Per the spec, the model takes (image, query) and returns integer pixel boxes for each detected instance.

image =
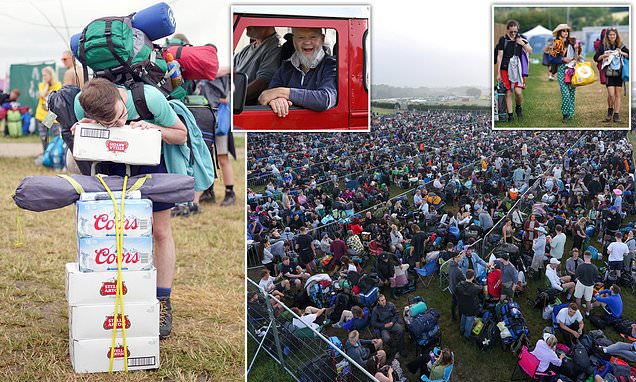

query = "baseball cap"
[550,258,560,265]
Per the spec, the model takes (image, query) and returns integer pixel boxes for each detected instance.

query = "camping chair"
[415,255,439,288]
[510,345,556,381]
[551,303,569,331]
[420,350,453,382]
[439,258,453,292]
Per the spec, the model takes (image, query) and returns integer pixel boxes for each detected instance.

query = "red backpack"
[164,45,218,81]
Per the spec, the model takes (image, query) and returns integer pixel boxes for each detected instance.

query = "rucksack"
[78,15,186,101]
[498,301,529,342]
[409,309,440,342]
[474,318,499,351]
[42,135,65,169]
[572,342,593,375]
[330,292,353,321]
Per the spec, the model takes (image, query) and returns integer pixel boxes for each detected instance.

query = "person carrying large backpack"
[495,20,532,122]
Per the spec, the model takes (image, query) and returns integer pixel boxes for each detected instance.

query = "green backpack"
[7,110,21,137]
[78,15,186,103]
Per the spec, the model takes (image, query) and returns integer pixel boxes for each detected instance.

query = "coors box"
[77,198,153,239]
[65,263,156,305]
[72,123,161,166]
[69,300,159,339]
[78,237,153,272]
[69,336,160,373]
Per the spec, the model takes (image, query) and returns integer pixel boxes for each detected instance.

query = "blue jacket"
[268,55,337,111]
[341,307,370,331]
[459,254,487,279]
[164,100,215,191]
[596,290,623,318]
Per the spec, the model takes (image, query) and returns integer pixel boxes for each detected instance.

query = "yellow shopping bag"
[571,62,596,87]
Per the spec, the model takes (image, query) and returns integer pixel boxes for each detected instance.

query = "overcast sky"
[0,0,628,89]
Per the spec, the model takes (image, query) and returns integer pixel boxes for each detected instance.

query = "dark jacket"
[449,261,466,295]
[341,308,370,331]
[345,338,373,366]
[268,55,337,111]
[371,302,401,329]
[456,280,483,316]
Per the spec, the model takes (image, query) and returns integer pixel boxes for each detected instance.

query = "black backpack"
[473,319,499,351]
[329,292,353,321]
[572,342,593,375]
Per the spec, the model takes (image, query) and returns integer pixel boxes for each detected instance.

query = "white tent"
[522,25,553,38]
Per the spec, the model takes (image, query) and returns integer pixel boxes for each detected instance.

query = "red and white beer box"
[73,123,161,166]
[77,198,153,239]
[69,336,160,373]
[65,263,156,305]
[69,300,159,339]
[78,237,153,272]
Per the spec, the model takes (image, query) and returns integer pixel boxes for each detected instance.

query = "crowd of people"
[248,108,635,381]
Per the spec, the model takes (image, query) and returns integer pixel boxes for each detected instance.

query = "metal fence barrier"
[247,278,379,382]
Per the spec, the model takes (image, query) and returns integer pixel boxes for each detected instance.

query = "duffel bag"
[165,45,219,81]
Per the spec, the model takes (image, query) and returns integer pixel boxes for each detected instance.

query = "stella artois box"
[72,123,161,166]
[77,198,153,239]
[78,237,153,272]
[69,336,160,373]
[65,263,156,305]
[69,300,159,339]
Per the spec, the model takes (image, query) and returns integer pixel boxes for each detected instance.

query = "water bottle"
[165,53,183,88]
[472,318,484,335]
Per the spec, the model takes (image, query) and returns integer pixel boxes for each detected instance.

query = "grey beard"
[293,48,325,70]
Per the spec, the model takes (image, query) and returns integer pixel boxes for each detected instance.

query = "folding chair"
[415,254,439,288]
[439,258,453,292]
[510,345,556,381]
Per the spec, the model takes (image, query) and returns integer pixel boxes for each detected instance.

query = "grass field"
[0,133,41,144]
[494,60,630,129]
[0,137,245,381]
[372,107,396,115]
[248,213,636,382]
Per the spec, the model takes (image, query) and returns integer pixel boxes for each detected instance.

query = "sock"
[225,185,234,194]
[157,287,171,299]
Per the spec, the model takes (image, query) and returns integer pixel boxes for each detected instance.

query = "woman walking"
[550,24,581,123]
[594,27,629,123]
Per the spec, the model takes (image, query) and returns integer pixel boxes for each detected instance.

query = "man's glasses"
[95,95,128,128]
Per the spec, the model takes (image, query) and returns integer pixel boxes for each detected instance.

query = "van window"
[234,27,338,109]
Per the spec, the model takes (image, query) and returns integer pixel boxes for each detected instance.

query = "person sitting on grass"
[345,330,386,375]
[546,258,576,299]
[371,294,405,357]
[556,303,585,346]
[280,255,309,289]
[257,269,289,298]
[332,305,370,331]
[592,284,623,320]
[291,306,327,331]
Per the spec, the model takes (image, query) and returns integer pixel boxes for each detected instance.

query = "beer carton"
[69,336,160,373]
[78,237,153,272]
[69,300,159,340]
[77,199,153,239]
[65,263,156,305]
[72,123,161,166]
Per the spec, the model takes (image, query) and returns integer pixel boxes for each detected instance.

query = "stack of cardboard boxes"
[66,191,160,373]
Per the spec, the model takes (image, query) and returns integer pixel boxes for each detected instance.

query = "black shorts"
[609,260,624,271]
[606,75,623,87]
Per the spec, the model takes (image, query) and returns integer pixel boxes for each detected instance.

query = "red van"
[232,6,370,131]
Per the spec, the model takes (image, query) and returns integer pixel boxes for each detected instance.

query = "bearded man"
[258,27,337,118]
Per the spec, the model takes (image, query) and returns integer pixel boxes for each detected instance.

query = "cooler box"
[66,263,156,305]
[72,123,161,166]
[69,336,160,373]
[78,237,153,272]
[69,300,159,339]
[77,198,153,239]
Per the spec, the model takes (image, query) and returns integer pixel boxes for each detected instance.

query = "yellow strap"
[97,175,129,373]
[14,206,24,248]
[127,174,152,193]
[57,174,85,194]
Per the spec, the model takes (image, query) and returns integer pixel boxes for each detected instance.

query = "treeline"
[372,101,490,112]
[494,7,628,30]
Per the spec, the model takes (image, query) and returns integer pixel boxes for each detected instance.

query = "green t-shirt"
[74,84,177,127]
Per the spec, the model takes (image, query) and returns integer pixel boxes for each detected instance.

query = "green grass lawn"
[494,61,630,129]
[372,107,396,115]
[0,133,41,144]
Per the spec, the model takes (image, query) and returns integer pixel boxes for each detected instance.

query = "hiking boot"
[613,113,621,123]
[171,204,190,217]
[507,114,514,123]
[220,192,236,207]
[604,108,614,122]
[199,188,216,204]
[515,105,523,121]
[189,203,201,215]
[158,296,173,340]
